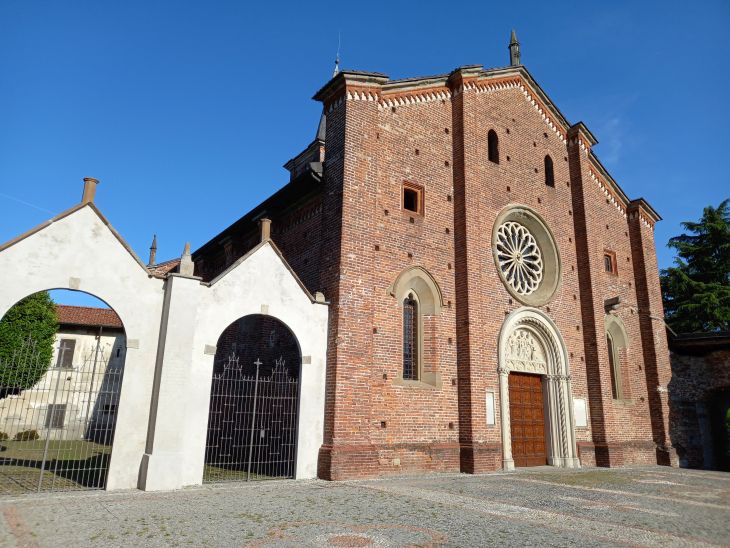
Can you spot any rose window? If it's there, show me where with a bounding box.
[495,221,543,295]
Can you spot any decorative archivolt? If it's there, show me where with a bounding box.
[499,310,568,378]
[605,314,629,349]
[388,266,443,315]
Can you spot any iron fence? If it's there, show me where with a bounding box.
[0,335,124,494]
[204,355,299,482]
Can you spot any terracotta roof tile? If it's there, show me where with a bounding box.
[55,305,123,329]
[148,258,181,278]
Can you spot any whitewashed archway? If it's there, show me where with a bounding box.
[498,308,580,470]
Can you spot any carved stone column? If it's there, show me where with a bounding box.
[498,366,514,470]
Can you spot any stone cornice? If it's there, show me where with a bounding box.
[628,198,662,230]
[313,64,659,230]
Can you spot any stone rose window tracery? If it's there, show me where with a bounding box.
[496,221,544,296]
[492,206,561,306]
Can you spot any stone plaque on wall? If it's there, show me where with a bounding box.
[574,398,587,428]
[485,391,495,425]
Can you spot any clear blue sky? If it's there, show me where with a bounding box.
[2,1,728,307]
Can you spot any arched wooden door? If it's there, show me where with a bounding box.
[508,372,547,467]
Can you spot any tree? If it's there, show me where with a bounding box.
[0,292,58,390]
[661,199,730,333]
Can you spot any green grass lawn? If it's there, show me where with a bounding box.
[0,439,112,494]
[203,464,281,483]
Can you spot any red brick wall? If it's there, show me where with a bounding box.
[197,68,675,479]
[313,71,670,478]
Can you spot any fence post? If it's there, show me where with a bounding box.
[246,358,261,481]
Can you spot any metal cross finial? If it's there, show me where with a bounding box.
[254,358,262,367]
[333,31,341,78]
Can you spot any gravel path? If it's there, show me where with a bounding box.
[0,465,728,547]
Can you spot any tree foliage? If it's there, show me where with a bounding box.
[0,292,58,389]
[661,199,730,333]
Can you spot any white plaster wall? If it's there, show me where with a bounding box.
[0,206,165,490]
[181,243,329,485]
[1,208,329,492]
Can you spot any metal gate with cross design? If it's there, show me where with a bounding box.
[203,354,299,482]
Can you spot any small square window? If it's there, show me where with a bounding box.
[45,404,66,429]
[56,339,76,368]
[402,183,423,215]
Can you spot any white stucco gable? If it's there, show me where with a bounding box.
[176,241,329,487]
[0,191,329,492]
[0,202,165,490]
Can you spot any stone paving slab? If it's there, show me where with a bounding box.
[0,466,728,547]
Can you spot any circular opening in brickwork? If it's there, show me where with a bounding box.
[506,128,511,134]
[506,155,511,162]
[544,132,548,138]
[415,149,419,155]
[492,205,561,307]
[445,128,449,134]
[391,106,396,113]
[445,160,450,167]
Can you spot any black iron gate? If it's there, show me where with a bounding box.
[0,336,124,494]
[204,354,299,482]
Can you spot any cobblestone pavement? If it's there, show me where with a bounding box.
[0,466,728,547]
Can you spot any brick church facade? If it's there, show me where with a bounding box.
[192,34,677,479]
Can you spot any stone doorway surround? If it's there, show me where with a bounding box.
[497,308,580,470]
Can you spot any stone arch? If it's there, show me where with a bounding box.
[605,314,629,349]
[388,266,443,316]
[388,267,444,387]
[497,307,580,469]
[605,314,630,399]
[203,313,302,482]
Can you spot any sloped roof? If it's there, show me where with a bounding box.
[148,258,181,278]
[55,305,124,329]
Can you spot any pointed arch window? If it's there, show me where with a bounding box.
[488,130,500,164]
[605,315,630,400]
[403,293,419,380]
[389,267,444,387]
[544,155,555,187]
[606,333,620,399]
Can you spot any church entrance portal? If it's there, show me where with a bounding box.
[203,314,301,482]
[498,308,580,470]
[508,372,547,467]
